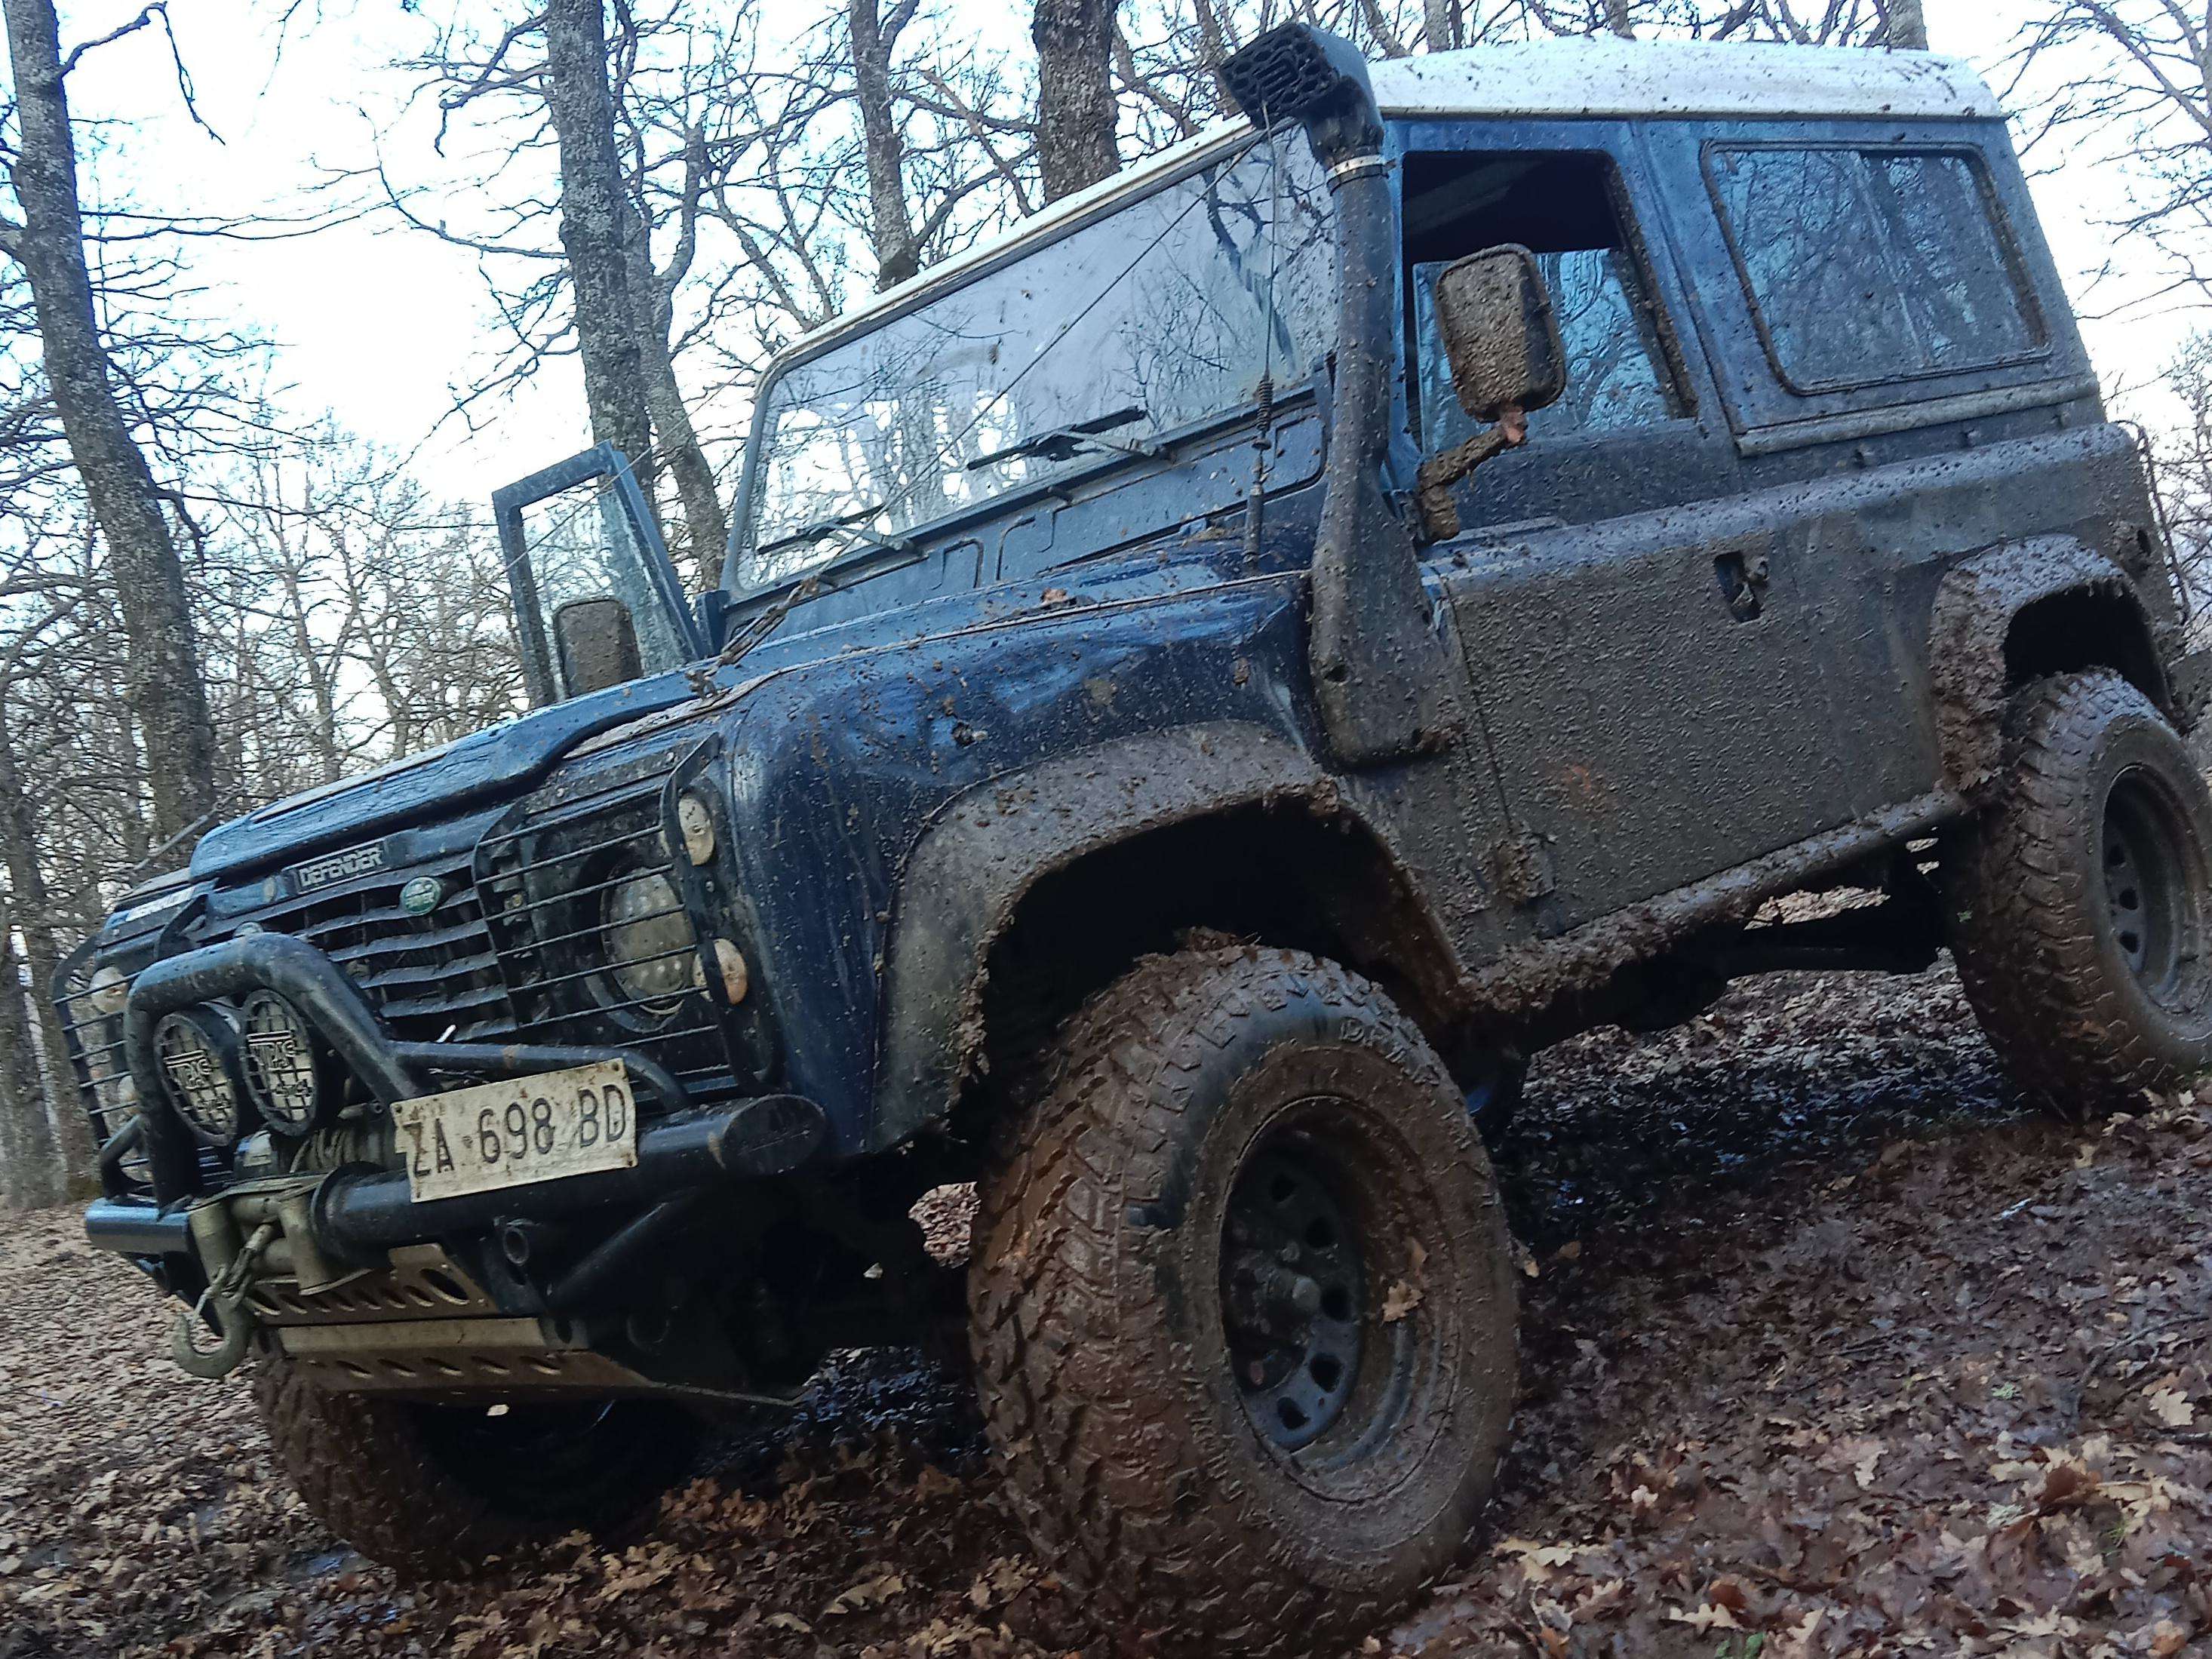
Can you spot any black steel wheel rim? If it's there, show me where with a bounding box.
[1221,1140,1366,1452]
[2102,767,2208,1006]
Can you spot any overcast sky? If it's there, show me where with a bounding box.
[40,2,2197,510]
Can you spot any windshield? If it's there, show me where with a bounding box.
[734,131,1336,592]
[503,468,696,705]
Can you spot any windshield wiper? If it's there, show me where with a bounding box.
[965,405,1160,473]
[754,499,912,560]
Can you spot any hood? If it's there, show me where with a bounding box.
[189,671,702,884]
[187,538,1226,889]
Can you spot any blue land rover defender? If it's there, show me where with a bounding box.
[67,26,2212,1654]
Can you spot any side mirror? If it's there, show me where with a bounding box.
[1433,244,1567,421]
[1414,245,1568,544]
[553,596,644,696]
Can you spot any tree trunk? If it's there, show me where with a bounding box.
[1423,0,1461,52]
[0,893,62,1209]
[541,0,656,484]
[618,141,728,588]
[278,568,345,783]
[1034,0,1120,202]
[1887,0,1928,50]
[851,0,923,290]
[2,0,221,851]
[1601,0,1636,39]
[0,723,95,1187]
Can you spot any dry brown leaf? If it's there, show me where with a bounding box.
[1666,1601,1742,1633]
[911,1464,963,1500]
[824,1570,907,1615]
[2147,1385,2197,1429]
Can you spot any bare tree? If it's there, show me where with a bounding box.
[0,895,57,1206]
[369,4,806,583]
[542,0,658,497]
[0,699,97,1185]
[0,0,221,849]
[2013,2,2212,310]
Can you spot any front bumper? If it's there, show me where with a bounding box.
[86,1092,824,1259]
[85,930,826,1304]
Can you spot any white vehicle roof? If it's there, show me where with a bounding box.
[769,40,1997,368]
[1373,38,1995,122]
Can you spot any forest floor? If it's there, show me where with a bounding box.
[6,959,2212,1658]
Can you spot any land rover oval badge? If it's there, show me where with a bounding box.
[400,877,444,917]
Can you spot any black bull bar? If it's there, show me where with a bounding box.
[82,932,826,1264]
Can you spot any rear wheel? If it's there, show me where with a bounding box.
[1946,668,2212,1114]
[252,1356,701,1578]
[969,947,1518,1656]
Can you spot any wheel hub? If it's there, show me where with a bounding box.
[1221,1144,1363,1451]
[2101,768,2207,1003]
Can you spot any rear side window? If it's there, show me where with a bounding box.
[1704,146,2045,394]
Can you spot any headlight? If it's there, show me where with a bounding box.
[603,866,699,1015]
[154,1009,243,1143]
[239,991,325,1133]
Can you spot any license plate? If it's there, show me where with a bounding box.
[391,1061,638,1203]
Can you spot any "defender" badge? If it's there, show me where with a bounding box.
[285,842,387,894]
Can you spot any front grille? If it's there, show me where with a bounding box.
[61,745,749,1197]
[56,936,226,1191]
[477,757,733,1103]
[218,849,514,1045]
[55,941,142,1172]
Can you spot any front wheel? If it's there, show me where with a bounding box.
[969,947,1518,1657]
[253,1356,701,1578]
[1946,668,2212,1115]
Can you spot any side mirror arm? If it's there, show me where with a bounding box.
[1413,404,1529,542]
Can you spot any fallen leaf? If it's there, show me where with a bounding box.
[1382,1280,1423,1322]
[1666,1601,1742,1633]
[912,1464,963,1499]
[2146,1385,2197,1429]
[825,1571,907,1615]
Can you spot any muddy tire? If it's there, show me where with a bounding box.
[1946,668,2212,1115]
[252,1356,700,1578]
[969,946,1518,1657]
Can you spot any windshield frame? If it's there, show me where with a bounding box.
[493,443,707,708]
[720,120,1275,601]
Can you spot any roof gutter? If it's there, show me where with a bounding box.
[1218,25,1458,766]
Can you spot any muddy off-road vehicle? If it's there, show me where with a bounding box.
[66,22,2212,1651]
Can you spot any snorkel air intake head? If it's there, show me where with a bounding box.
[1216,23,1384,170]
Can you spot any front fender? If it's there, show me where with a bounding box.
[871,722,1340,1150]
[1929,536,2170,797]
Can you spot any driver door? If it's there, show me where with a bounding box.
[1406,131,1847,933]
[493,444,707,706]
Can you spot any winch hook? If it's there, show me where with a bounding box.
[171,1220,275,1380]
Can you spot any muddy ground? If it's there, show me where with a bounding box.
[6,959,2212,1657]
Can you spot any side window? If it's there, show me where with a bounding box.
[1405,150,1684,455]
[1705,146,2046,394]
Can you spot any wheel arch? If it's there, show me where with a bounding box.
[868,722,1469,1151]
[1931,536,2174,797]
